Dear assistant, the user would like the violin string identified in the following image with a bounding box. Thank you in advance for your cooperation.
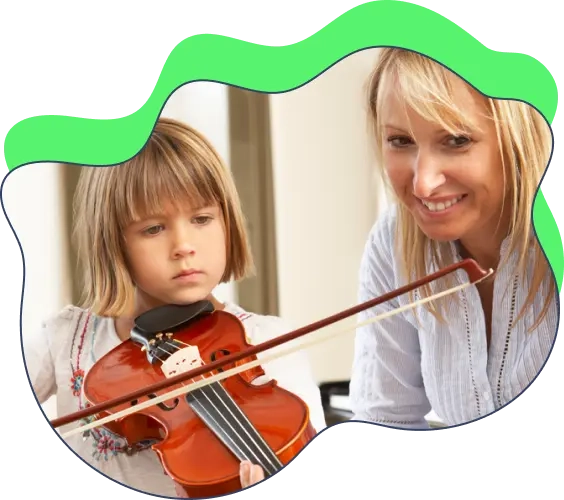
[61,273,492,440]
[150,347,264,472]
[174,342,282,472]
[167,339,284,473]
[157,340,283,474]
[151,348,268,470]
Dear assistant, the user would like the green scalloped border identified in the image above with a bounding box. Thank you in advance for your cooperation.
[2,0,561,288]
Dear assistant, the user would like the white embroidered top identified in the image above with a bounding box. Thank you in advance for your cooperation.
[24,301,327,496]
[349,204,558,429]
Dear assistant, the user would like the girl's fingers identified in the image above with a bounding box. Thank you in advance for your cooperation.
[240,461,265,488]
[240,460,251,488]
[250,464,265,484]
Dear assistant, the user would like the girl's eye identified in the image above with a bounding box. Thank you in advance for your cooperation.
[143,224,163,235]
[193,215,213,225]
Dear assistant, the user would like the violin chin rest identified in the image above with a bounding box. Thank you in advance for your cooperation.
[134,300,215,333]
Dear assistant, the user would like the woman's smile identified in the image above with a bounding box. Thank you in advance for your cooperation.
[414,193,468,219]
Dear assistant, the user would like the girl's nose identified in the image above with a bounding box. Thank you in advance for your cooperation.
[171,228,196,259]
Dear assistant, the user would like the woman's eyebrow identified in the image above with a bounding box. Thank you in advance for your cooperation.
[384,123,409,131]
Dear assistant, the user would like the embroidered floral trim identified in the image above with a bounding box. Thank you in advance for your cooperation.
[70,311,156,461]
[92,432,119,461]
[70,369,85,397]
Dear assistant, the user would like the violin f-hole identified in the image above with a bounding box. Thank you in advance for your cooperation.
[130,393,180,411]
[210,348,267,384]
[210,349,231,373]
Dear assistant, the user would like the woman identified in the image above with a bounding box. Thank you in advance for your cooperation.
[348,48,558,429]
[241,48,558,486]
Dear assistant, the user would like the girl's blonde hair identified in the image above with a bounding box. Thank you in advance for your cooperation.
[72,117,254,317]
[367,48,555,329]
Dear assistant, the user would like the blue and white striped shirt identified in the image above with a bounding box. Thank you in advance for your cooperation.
[349,204,559,429]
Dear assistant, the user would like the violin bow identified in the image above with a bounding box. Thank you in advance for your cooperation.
[52,258,492,438]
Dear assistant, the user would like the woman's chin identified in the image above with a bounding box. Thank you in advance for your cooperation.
[418,224,463,243]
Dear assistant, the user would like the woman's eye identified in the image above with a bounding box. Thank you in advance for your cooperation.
[387,136,413,148]
[446,135,472,148]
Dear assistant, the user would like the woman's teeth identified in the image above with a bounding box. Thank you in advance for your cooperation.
[422,195,464,212]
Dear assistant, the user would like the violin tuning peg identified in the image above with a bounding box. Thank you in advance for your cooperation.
[156,332,163,339]
[166,332,173,338]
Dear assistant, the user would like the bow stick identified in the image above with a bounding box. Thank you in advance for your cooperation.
[51,258,492,438]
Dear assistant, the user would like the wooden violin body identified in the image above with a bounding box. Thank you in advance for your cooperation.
[82,301,316,498]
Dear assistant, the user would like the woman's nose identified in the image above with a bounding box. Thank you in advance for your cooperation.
[412,151,446,198]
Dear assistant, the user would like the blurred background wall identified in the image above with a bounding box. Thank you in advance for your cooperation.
[6,47,392,421]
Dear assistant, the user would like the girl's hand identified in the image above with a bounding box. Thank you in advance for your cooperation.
[240,460,265,488]
[172,461,265,497]
[173,481,189,497]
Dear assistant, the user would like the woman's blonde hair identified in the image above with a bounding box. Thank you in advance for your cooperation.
[72,117,254,317]
[367,48,555,329]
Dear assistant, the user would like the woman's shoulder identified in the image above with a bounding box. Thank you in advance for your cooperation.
[361,203,401,276]
[368,203,399,242]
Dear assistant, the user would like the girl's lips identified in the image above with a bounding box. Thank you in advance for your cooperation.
[174,271,202,283]
[174,270,203,281]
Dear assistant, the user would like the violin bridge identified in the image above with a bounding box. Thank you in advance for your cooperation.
[161,345,205,379]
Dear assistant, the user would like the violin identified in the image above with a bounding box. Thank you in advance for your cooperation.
[48,258,492,498]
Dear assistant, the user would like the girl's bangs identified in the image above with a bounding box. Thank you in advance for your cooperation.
[114,142,223,229]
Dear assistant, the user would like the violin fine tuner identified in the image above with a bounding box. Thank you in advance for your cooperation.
[134,329,203,380]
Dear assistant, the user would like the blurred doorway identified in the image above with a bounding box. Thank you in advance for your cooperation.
[228,87,279,317]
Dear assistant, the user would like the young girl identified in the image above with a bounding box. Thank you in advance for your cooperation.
[349,48,558,429]
[23,117,326,496]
